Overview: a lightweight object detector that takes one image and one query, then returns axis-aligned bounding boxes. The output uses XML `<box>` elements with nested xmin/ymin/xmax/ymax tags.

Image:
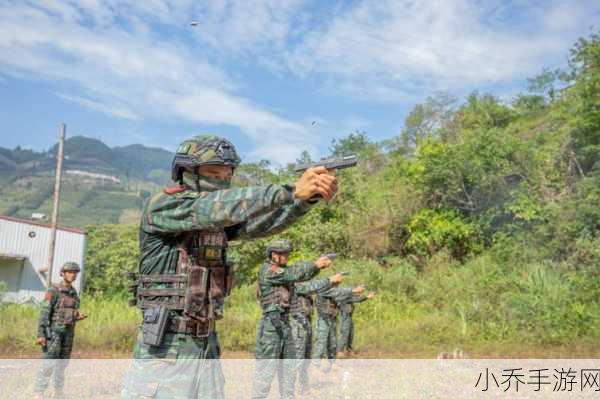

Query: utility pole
<box><xmin>45</xmin><ymin>123</ymin><xmax>66</xmax><ymax>287</ymax></box>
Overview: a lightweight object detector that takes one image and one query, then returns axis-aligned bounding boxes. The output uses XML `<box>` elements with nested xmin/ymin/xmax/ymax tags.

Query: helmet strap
<box><xmin>194</xmin><ymin>168</ymin><xmax>202</xmax><ymax>192</ymax></box>
<box><xmin>182</xmin><ymin>170</ymin><xmax>232</xmax><ymax>192</ymax></box>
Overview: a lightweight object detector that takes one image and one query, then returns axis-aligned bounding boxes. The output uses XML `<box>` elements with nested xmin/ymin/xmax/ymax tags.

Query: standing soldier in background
<box><xmin>122</xmin><ymin>135</ymin><xmax>338</xmax><ymax>399</ymax></box>
<box><xmin>337</xmin><ymin>290</ymin><xmax>375</xmax><ymax>358</ymax></box>
<box><xmin>291</xmin><ymin>270</ymin><xmax>344</xmax><ymax>394</ymax></box>
<box><xmin>34</xmin><ymin>262</ymin><xmax>86</xmax><ymax>399</ymax></box>
<box><xmin>313</xmin><ymin>285</ymin><xmax>365</xmax><ymax>365</ymax></box>
<box><xmin>252</xmin><ymin>240</ymin><xmax>336</xmax><ymax>399</ymax></box>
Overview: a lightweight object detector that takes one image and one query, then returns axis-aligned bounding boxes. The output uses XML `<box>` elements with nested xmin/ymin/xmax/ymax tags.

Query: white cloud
<box><xmin>284</xmin><ymin>0</ymin><xmax>600</xmax><ymax>101</ymax></box>
<box><xmin>0</xmin><ymin>0</ymin><xmax>313</xmax><ymax>164</ymax></box>
<box><xmin>55</xmin><ymin>93</ymin><xmax>139</xmax><ymax>120</ymax></box>
<box><xmin>188</xmin><ymin>0</ymin><xmax>307</xmax><ymax>56</ymax></box>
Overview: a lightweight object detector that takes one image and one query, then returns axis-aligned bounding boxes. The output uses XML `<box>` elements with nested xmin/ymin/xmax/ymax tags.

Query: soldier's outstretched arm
<box><xmin>351</xmin><ymin>295</ymin><xmax>368</xmax><ymax>303</ymax></box>
<box><xmin>229</xmin><ymin>199</ymin><xmax>315</xmax><ymax>240</ymax></box>
<box><xmin>144</xmin><ymin>184</ymin><xmax>298</xmax><ymax>234</ymax></box>
<box><xmin>326</xmin><ymin>286</ymin><xmax>353</xmax><ymax>303</ymax></box>
<box><xmin>230</xmin><ymin>165</ymin><xmax>338</xmax><ymax>238</ymax></box>
<box><xmin>295</xmin><ymin>277</ymin><xmax>332</xmax><ymax>295</ymax></box>
<box><xmin>264</xmin><ymin>261</ymin><xmax>320</xmax><ymax>284</ymax></box>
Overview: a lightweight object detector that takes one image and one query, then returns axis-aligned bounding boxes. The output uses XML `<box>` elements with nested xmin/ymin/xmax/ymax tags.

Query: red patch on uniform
<box><xmin>270</xmin><ymin>264</ymin><xmax>280</xmax><ymax>272</ymax></box>
<box><xmin>44</xmin><ymin>291</ymin><xmax>53</xmax><ymax>301</ymax></box>
<box><xmin>163</xmin><ymin>185</ymin><xmax>188</xmax><ymax>195</ymax></box>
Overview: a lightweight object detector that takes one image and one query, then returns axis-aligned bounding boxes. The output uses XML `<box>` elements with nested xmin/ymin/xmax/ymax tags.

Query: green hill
<box><xmin>0</xmin><ymin>136</ymin><xmax>173</xmax><ymax>227</ymax></box>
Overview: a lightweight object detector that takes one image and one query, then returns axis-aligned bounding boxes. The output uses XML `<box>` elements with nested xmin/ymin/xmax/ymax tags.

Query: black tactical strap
<box><xmin>136</xmin><ymin>288</ymin><xmax>186</xmax><ymax>297</ymax></box>
<box><xmin>138</xmin><ymin>300</ymin><xmax>185</xmax><ymax>310</ymax></box>
<box><xmin>138</xmin><ymin>274</ymin><xmax>187</xmax><ymax>284</ymax></box>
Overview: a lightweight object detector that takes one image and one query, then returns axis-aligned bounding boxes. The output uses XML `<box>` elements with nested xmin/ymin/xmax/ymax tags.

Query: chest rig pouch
<box><xmin>130</xmin><ymin>229</ymin><xmax>233</xmax><ymax>341</ymax></box>
<box><xmin>317</xmin><ymin>297</ymin><xmax>338</xmax><ymax>318</ymax></box>
<box><xmin>52</xmin><ymin>286</ymin><xmax>77</xmax><ymax>326</ymax></box>
<box><xmin>259</xmin><ymin>283</ymin><xmax>294</xmax><ymax>312</ymax></box>
<box><xmin>290</xmin><ymin>292</ymin><xmax>312</xmax><ymax>319</ymax></box>
<box><xmin>181</xmin><ymin>229</ymin><xmax>229</xmax><ymax>322</ymax></box>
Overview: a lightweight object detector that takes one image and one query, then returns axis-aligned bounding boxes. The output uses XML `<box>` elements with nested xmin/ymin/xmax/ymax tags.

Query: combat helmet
<box><xmin>265</xmin><ymin>239</ymin><xmax>293</xmax><ymax>258</ymax></box>
<box><xmin>60</xmin><ymin>262</ymin><xmax>81</xmax><ymax>273</ymax></box>
<box><xmin>171</xmin><ymin>135</ymin><xmax>241</xmax><ymax>182</ymax></box>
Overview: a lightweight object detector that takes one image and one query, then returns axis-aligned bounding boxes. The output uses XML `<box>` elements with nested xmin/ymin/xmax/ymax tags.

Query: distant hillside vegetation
<box><xmin>0</xmin><ymin>136</ymin><xmax>173</xmax><ymax>227</ymax></box>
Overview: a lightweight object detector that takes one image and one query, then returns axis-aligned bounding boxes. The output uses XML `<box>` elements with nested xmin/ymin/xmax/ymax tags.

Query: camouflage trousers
<box><xmin>34</xmin><ymin>325</ymin><xmax>75</xmax><ymax>393</ymax></box>
<box><xmin>312</xmin><ymin>314</ymin><xmax>337</xmax><ymax>360</ymax></box>
<box><xmin>251</xmin><ymin>312</ymin><xmax>297</xmax><ymax>399</ymax></box>
<box><xmin>338</xmin><ymin>311</ymin><xmax>354</xmax><ymax>352</ymax></box>
<box><xmin>121</xmin><ymin>329</ymin><xmax>224</xmax><ymax>399</ymax></box>
<box><xmin>290</xmin><ymin>315</ymin><xmax>312</xmax><ymax>390</ymax></box>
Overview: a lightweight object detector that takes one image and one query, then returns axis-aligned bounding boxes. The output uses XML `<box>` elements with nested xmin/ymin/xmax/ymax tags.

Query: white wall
<box><xmin>0</xmin><ymin>217</ymin><xmax>86</xmax><ymax>302</ymax></box>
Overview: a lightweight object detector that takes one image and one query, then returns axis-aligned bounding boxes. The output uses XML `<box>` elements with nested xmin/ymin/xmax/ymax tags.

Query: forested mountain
<box><xmin>0</xmin><ymin>137</ymin><xmax>173</xmax><ymax>226</ymax></box>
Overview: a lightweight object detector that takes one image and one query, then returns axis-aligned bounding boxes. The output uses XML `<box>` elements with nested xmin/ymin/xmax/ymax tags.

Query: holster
<box><xmin>142</xmin><ymin>305</ymin><xmax>169</xmax><ymax>347</ymax></box>
<box><xmin>268</xmin><ymin>312</ymin><xmax>285</xmax><ymax>338</ymax></box>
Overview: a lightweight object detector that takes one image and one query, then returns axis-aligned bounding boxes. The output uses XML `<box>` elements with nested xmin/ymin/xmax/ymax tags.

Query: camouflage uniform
<box><xmin>338</xmin><ymin>295</ymin><xmax>367</xmax><ymax>353</ymax></box>
<box><xmin>122</xmin><ymin>136</ymin><xmax>315</xmax><ymax>399</ymax></box>
<box><xmin>34</xmin><ymin>263</ymin><xmax>81</xmax><ymax>394</ymax></box>
<box><xmin>312</xmin><ymin>286</ymin><xmax>353</xmax><ymax>361</ymax></box>
<box><xmin>251</xmin><ymin>242</ymin><xmax>325</xmax><ymax>399</ymax></box>
<box><xmin>290</xmin><ymin>278</ymin><xmax>331</xmax><ymax>391</ymax></box>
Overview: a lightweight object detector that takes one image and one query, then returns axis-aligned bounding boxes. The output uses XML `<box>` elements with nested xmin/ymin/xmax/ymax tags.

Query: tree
<box><xmin>527</xmin><ymin>68</ymin><xmax>562</xmax><ymax>101</ymax></box>
<box><xmin>329</xmin><ymin>131</ymin><xmax>373</xmax><ymax>156</ymax></box>
<box><xmin>400</xmin><ymin>92</ymin><xmax>457</xmax><ymax>149</ymax></box>
<box><xmin>564</xmin><ymin>31</ymin><xmax>600</xmax><ymax>174</ymax></box>
<box><xmin>296</xmin><ymin>150</ymin><xmax>312</xmax><ymax>164</ymax></box>
<box><xmin>455</xmin><ymin>92</ymin><xmax>515</xmax><ymax>132</ymax></box>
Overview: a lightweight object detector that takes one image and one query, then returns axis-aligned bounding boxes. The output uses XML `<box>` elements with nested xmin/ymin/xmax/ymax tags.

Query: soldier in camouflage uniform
<box><xmin>34</xmin><ymin>262</ymin><xmax>86</xmax><ymax>398</ymax></box>
<box><xmin>291</xmin><ymin>273</ymin><xmax>344</xmax><ymax>394</ymax></box>
<box><xmin>121</xmin><ymin>135</ymin><xmax>338</xmax><ymax>399</ymax></box>
<box><xmin>251</xmin><ymin>240</ymin><xmax>338</xmax><ymax>399</ymax></box>
<box><xmin>337</xmin><ymin>290</ymin><xmax>375</xmax><ymax>357</ymax></box>
<box><xmin>312</xmin><ymin>285</ymin><xmax>365</xmax><ymax>363</ymax></box>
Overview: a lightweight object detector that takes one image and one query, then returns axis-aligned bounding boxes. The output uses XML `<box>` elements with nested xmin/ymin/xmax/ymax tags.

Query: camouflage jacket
<box><xmin>37</xmin><ymin>283</ymin><xmax>80</xmax><ymax>338</ymax></box>
<box><xmin>290</xmin><ymin>277</ymin><xmax>331</xmax><ymax>318</ymax></box>
<box><xmin>315</xmin><ymin>286</ymin><xmax>353</xmax><ymax>318</ymax></box>
<box><xmin>139</xmin><ymin>184</ymin><xmax>312</xmax><ymax>275</ymax></box>
<box><xmin>257</xmin><ymin>261</ymin><xmax>320</xmax><ymax>315</ymax></box>
<box><xmin>339</xmin><ymin>294</ymin><xmax>367</xmax><ymax>315</ymax></box>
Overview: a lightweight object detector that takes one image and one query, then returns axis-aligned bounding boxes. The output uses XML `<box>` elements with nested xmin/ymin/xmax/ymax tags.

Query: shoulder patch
<box><xmin>44</xmin><ymin>290</ymin><xmax>54</xmax><ymax>301</ymax></box>
<box><xmin>163</xmin><ymin>185</ymin><xmax>188</xmax><ymax>195</ymax></box>
<box><xmin>270</xmin><ymin>264</ymin><xmax>284</xmax><ymax>273</ymax></box>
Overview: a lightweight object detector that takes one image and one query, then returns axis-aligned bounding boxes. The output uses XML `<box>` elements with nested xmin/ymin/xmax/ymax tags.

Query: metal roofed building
<box><xmin>0</xmin><ymin>215</ymin><xmax>86</xmax><ymax>302</ymax></box>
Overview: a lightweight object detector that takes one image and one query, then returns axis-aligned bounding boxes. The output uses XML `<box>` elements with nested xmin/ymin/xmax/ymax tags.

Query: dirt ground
<box><xmin>3</xmin><ymin>345</ymin><xmax>599</xmax><ymax>359</ymax></box>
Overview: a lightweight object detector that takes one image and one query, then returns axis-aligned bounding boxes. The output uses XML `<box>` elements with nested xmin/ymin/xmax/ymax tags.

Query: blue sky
<box><xmin>0</xmin><ymin>1</ymin><xmax>598</xmax><ymax>166</ymax></box>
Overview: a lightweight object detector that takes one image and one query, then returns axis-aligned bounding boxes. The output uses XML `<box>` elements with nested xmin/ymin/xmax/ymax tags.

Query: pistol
<box><xmin>321</xmin><ymin>253</ymin><xmax>337</xmax><ymax>260</ymax></box>
<box><xmin>294</xmin><ymin>155</ymin><xmax>358</xmax><ymax>173</ymax></box>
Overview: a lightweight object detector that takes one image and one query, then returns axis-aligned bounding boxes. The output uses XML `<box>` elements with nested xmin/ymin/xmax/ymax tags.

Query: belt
<box><xmin>168</xmin><ymin>318</ymin><xmax>213</xmax><ymax>338</ymax></box>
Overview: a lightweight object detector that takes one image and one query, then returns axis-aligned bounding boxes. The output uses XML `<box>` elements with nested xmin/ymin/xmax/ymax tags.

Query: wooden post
<box><xmin>46</xmin><ymin>123</ymin><xmax>66</xmax><ymax>287</ymax></box>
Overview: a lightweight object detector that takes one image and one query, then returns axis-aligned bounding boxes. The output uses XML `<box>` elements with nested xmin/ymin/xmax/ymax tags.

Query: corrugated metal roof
<box><xmin>0</xmin><ymin>215</ymin><xmax>85</xmax><ymax>235</ymax></box>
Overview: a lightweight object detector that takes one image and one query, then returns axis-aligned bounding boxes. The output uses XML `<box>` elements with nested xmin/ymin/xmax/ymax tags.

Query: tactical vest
<box><xmin>340</xmin><ymin>302</ymin><xmax>354</xmax><ymax>315</ymax></box>
<box><xmin>130</xmin><ymin>229</ymin><xmax>233</xmax><ymax>337</ymax></box>
<box><xmin>258</xmin><ymin>266</ymin><xmax>294</xmax><ymax>313</ymax></box>
<box><xmin>316</xmin><ymin>296</ymin><xmax>338</xmax><ymax>318</ymax></box>
<box><xmin>51</xmin><ymin>285</ymin><xmax>78</xmax><ymax>326</ymax></box>
<box><xmin>290</xmin><ymin>294</ymin><xmax>313</xmax><ymax>318</ymax></box>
